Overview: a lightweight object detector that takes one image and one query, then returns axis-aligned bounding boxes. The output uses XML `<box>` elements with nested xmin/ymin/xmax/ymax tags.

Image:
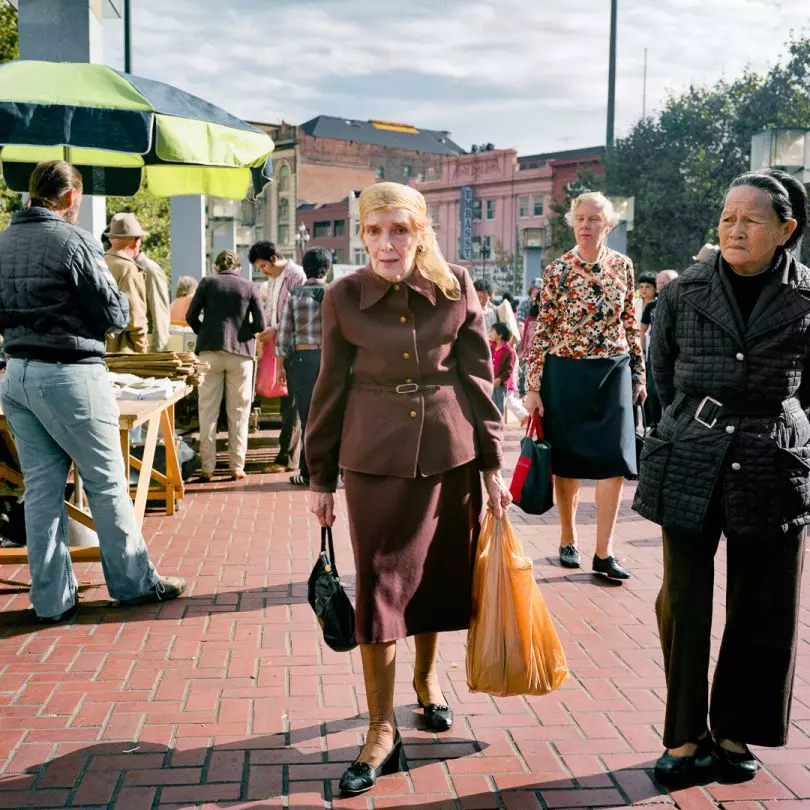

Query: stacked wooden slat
<box><xmin>104</xmin><ymin>352</ymin><xmax>208</xmax><ymax>386</ymax></box>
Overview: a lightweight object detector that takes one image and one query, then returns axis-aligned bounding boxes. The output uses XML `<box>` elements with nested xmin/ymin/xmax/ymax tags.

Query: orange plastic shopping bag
<box><xmin>466</xmin><ymin>511</ymin><xmax>568</xmax><ymax>697</ymax></box>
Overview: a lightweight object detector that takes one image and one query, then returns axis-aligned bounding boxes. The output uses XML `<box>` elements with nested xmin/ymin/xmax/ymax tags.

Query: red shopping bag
<box><xmin>256</xmin><ymin>335</ymin><xmax>288</xmax><ymax>398</ymax></box>
<box><xmin>509</xmin><ymin>412</ymin><xmax>554</xmax><ymax>515</ymax></box>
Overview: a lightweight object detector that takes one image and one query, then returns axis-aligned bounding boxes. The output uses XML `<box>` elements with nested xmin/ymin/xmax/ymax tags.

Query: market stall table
<box><xmin>0</xmin><ymin>384</ymin><xmax>192</xmax><ymax>566</ymax></box>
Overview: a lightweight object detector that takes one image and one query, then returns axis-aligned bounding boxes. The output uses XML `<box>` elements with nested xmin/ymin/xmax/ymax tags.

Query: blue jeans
<box><xmin>492</xmin><ymin>385</ymin><xmax>506</xmax><ymax>415</ymax></box>
<box><xmin>0</xmin><ymin>359</ymin><xmax>159</xmax><ymax>618</ymax></box>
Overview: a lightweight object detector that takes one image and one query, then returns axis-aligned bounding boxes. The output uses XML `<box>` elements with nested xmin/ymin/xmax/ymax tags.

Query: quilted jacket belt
<box><xmin>677</xmin><ymin>393</ymin><xmax>803</xmax><ymax>425</ymax></box>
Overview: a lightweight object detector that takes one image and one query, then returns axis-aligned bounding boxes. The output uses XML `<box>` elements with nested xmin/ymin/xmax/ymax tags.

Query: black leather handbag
<box><xmin>626</xmin><ymin>405</ymin><xmax>646</xmax><ymax>481</ymax></box>
<box><xmin>307</xmin><ymin>527</ymin><xmax>358</xmax><ymax>652</ymax></box>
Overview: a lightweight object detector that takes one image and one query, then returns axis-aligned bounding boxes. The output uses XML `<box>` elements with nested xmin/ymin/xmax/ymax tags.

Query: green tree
<box><xmin>107</xmin><ymin>189</ymin><xmax>172</xmax><ymax>280</ymax></box>
<box><xmin>607</xmin><ymin>34</ymin><xmax>810</xmax><ymax>273</ymax></box>
<box><xmin>0</xmin><ymin>5</ymin><xmax>21</xmax><ymax>231</ymax></box>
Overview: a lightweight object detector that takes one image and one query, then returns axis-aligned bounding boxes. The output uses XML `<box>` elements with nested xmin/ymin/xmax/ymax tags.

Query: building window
<box><xmin>519</xmin><ymin>195</ymin><xmax>530</xmax><ymax>218</ymax></box>
<box><xmin>403</xmin><ymin>165</ymin><xmax>412</xmax><ymax>178</ymax></box>
<box><xmin>376</xmin><ymin>166</ymin><xmax>385</xmax><ymax>180</ymax></box>
<box><xmin>277</xmin><ymin>197</ymin><xmax>289</xmax><ymax>225</ymax></box>
<box><xmin>354</xmin><ymin>219</ymin><xmax>361</xmax><ymax>236</ymax></box>
<box><xmin>472</xmin><ymin>200</ymin><xmax>482</xmax><ymax>220</ymax></box>
<box><xmin>482</xmin><ymin>235</ymin><xmax>492</xmax><ymax>258</ymax></box>
<box><xmin>472</xmin><ymin>236</ymin><xmax>481</xmax><ymax>259</ymax></box>
<box><xmin>353</xmin><ymin>249</ymin><xmax>368</xmax><ymax>265</ymax></box>
<box><xmin>486</xmin><ymin>200</ymin><xmax>495</xmax><ymax>220</ymax></box>
<box><xmin>429</xmin><ymin>204</ymin><xmax>440</xmax><ymax>231</ymax></box>
<box><xmin>277</xmin><ymin>164</ymin><xmax>290</xmax><ymax>193</ymax></box>
<box><xmin>313</xmin><ymin>221</ymin><xmax>331</xmax><ymax>239</ymax></box>
<box><xmin>533</xmin><ymin>195</ymin><xmax>544</xmax><ymax>217</ymax></box>
<box><xmin>334</xmin><ymin>219</ymin><xmax>346</xmax><ymax>237</ymax></box>
<box><xmin>278</xmin><ymin>225</ymin><xmax>289</xmax><ymax>245</ymax></box>
<box><xmin>333</xmin><ymin>248</ymin><xmax>346</xmax><ymax>264</ymax></box>
<box><xmin>417</xmin><ymin>172</ymin><xmax>425</xmax><ymax>183</ymax></box>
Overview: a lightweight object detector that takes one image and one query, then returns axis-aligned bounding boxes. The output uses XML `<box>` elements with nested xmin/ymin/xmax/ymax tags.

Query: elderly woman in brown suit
<box><xmin>306</xmin><ymin>182</ymin><xmax>511</xmax><ymax>796</ymax></box>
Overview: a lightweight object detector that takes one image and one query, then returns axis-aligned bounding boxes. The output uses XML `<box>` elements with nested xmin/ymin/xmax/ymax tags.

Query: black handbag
<box><xmin>307</xmin><ymin>526</ymin><xmax>358</xmax><ymax>652</ymax></box>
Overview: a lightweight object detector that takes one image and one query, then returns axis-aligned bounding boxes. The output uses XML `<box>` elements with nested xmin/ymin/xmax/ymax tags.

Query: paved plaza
<box><xmin>0</xmin><ymin>427</ymin><xmax>809</xmax><ymax>809</ymax></box>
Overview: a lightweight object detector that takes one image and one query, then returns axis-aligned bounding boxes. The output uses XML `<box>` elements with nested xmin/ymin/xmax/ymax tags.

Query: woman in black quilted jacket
<box><xmin>634</xmin><ymin>169</ymin><xmax>810</xmax><ymax>786</ymax></box>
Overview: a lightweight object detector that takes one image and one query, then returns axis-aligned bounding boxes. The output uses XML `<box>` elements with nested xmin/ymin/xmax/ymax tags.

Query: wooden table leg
<box><xmin>132</xmin><ymin>415</ymin><xmax>159</xmax><ymax>529</ymax></box>
<box><xmin>161</xmin><ymin>405</ymin><xmax>184</xmax><ymax>506</ymax></box>
<box><xmin>120</xmin><ymin>427</ymin><xmax>130</xmax><ymax>481</ymax></box>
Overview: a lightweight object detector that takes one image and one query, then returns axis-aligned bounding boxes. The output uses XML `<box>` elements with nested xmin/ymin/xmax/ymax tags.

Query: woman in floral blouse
<box><xmin>525</xmin><ymin>192</ymin><xmax>646</xmax><ymax>581</ymax></box>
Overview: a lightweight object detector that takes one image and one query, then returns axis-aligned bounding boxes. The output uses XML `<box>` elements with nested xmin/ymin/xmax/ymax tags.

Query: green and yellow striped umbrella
<box><xmin>0</xmin><ymin>60</ymin><xmax>274</xmax><ymax>199</ymax></box>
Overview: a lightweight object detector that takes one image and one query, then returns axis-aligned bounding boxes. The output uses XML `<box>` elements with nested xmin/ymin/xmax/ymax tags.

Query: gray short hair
<box><xmin>175</xmin><ymin>275</ymin><xmax>198</xmax><ymax>298</ymax></box>
<box><xmin>564</xmin><ymin>192</ymin><xmax>619</xmax><ymax>229</ymax></box>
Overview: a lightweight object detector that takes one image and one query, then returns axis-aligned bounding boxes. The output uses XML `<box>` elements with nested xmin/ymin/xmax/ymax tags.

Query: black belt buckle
<box><xmin>695</xmin><ymin>396</ymin><xmax>722</xmax><ymax>428</ymax></box>
<box><xmin>395</xmin><ymin>383</ymin><xmax>419</xmax><ymax>394</ymax></box>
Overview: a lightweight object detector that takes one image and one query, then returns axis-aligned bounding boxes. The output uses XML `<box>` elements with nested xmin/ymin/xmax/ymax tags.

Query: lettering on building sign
<box><xmin>451</xmin><ymin>157</ymin><xmax>503</xmax><ymax>182</ymax></box>
<box><xmin>459</xmin><ymin>186</ymin><xmax>473</xmax><ymax>260</ymax></box>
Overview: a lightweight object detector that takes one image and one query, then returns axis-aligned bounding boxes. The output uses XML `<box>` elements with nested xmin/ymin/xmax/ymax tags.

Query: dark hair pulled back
<box><xmin>729</xmin><ymin>168</ymin><xmax>807</xmax><ymax>251</ymax></box>
<box><xmin>28</xmin><ymin>160</ymin><xmax>83</xmax><ymax>210</ymax></box>
<box><xmin>492</xmin><ymin>321</ymin><xmax>512</xmax><ymax>342</ymax></box>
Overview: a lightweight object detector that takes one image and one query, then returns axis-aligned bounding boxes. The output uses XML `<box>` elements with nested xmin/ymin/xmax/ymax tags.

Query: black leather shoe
<box><xmin>413</xmin><ymin>680</ymin><xmax>453</xmax><ymax>731</ymax></box>
<box><xmin>37</xmin><ymin>600</ymin><xmax>79</xmax><ymax>624</ymax></box>
<box><xmin>593</xmin><ymin>555</ymin><xmax>631</xmax><ymax>580</ymax></box>
<box><xmin>339</xmin><ymin>732</ymin><xmax>405</xmax><ymax>795</ymax></box>
<box><xmin>654</xmin><ymin>737</ymin><xmax>716</xmax><ymax>786</ymax></box>
<box><xmin>714</xmin><ymin>742</ymin><xmax>758</xmax><ymax>782</ymax></box>
<box><xmin>559</xmin><ymin>544</ymin><xmax>581</xmax><ymax>569</ymax></box>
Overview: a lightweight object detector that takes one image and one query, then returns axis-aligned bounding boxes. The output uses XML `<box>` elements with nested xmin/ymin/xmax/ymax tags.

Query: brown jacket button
<box><xmin>400</xmin><ymin>316</ymin><xmax>408</xmax><ymax>324</ymax></box>
<box><xmin>410</xmin><ymin>410</ymin><xmax>417</xmax><ymax>418</ymax></box>
<box><xmin>402</xmin><ymin>352</ymin><xmax>410</xmax><ymax>360</ymax></box>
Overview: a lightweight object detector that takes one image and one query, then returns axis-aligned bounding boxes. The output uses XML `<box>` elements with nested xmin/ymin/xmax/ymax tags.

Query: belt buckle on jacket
<box><xmin>695</xmin><ymin>396</ymin><xmax>722</xmax><ymax>429</ymax></box>
<box><xmin>395</xmin><ymin>383</ymin><xmax>419</xmax><ymax>394</ymax></box>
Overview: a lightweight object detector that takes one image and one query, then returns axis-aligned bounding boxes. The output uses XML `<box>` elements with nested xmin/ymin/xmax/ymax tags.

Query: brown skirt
<box><xmin>344</xmin><ymin>461</ymin><xmax>482</xmax><ymax>644</ymax></box>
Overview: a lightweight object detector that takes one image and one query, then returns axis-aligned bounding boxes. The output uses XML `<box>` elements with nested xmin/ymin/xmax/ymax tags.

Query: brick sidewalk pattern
<box><xmin>0</xmin><ymin>426</ymin><xmax>809</xmax><ymax>809</ymax></box>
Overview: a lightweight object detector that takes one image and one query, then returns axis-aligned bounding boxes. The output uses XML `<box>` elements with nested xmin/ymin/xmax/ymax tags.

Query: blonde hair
<box><xmin>214</xmin><ymin>250</ymin><xmax>241</xmax><ymax>272</ymax></box>
<box><xmin>565</xmin><ymin>192</ymin><xmax>619</xmax><ymax>229</ymax></box>
<box><xmin>359</xmin><ymin>182</ymin><xmax>460</xmax><ymax>301</ymax></box>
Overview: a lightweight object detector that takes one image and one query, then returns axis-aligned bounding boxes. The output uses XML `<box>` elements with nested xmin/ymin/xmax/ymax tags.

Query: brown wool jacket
<box><xmin>306</xmin><ymin>263</ymin><xmax>504</xmax><ymax>493</ymax></box>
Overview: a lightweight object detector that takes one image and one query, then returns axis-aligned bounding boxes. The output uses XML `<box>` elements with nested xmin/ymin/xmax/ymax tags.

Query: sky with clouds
<box><xmin>104</xmin><ymin>0</ymin><xmax>807</xmax><ymax>155</ymax></box>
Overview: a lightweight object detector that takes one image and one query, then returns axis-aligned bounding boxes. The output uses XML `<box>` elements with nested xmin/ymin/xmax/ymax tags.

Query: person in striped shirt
<box><xmin>276</xmin><ymin>247</ymin><xmax>332</xmax><ymax>486</ymax></box>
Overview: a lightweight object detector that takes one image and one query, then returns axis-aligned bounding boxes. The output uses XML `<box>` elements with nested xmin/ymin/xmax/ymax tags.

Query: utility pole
<box><xmin>606</xmin><ymin>0</ymin><xmax>618</xmax><ymax>147</ymax></box>
<box><xmin>123</xmin><ymin>0</ymin><xmax>132</xmax><ymax>73</ymax></box>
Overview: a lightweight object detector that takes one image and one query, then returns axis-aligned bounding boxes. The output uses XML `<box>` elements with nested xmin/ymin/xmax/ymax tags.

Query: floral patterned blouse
<box><xmin>526</xmin><ymin>246</ymin><xmax>645</xmax><ymax>392</ymax></box>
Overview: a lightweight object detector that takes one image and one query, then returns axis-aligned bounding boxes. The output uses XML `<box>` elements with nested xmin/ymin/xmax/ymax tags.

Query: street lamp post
<box><xmin>295</xmin><ymin>222</ymin><xmax>310</xmax><ymax>260</ymax></box>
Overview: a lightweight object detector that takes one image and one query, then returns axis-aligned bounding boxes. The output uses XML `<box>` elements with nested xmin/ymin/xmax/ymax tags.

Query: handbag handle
<box><xmin>321</xmin><ymin>526</ymin><xmax>340</xmax><ymax>577</ymax></box>
<box><xmin>527</xmin><ymin>410</ymin><xmax>544</xmax><ymax>440</ymax></box>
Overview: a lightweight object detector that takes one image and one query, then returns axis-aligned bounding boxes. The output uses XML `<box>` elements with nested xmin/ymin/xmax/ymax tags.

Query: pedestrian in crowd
<box><xmin>275</xmin><ymin>247</ymin><xmax>331</xmax><ymax>488</ymax></box>
<box><xmin>490</xmin><ymin>321</ymin><xmax>517</xmax><ymax>417</ymax></box>
<box><xmin>104</xmin><ymin>213</ymin><xmax>150</xmax><ymax>354</ymax></box>
<box><xmin>525</xmin><ymin>191</ymin><xmax>646</xmax><ymax>581</ymax></box>
<box><xmin>135</xmin><ymin>249</ymin><xmax>170</xmax><ymax>352</ymax></box>
<box><xmin>496</xmin><ymin>291</ymin><xmax>521</xmax><ymax>344</ymax></box>
<box><xmin>473</xmin><ymin>278</ymin><xmax>499</xmax><ymax>331</ymax></box>
<box><xmin>249</xmin><ymin>240</ymin><xmax>306</xmax><ymax>474</ymax></box>
<box><xmin>0</xmin><ymin>160</ymin><xmax>185</xmax><ymax>621</ymax></box>
<box><xmin>516</xmin><ymin>283</ymin><xmax>540</xmax><ymax>324</ymax></box>
<box><xmin>307</xmin><ymin>182</ymin><xmax>510</xmax><ymax>796</ymax></box>
<box><xmin>640</xmin><ymin>269</ymin><xmax>679</xmax><ymax>428</ymax></box>
<box><xmin>635</xmin><ymin>271</ymin><xmax>657</xmax><ymax>323</ymax></box>
<box><xmin>169</xmin><ymin>276</ymin><xmax>199</xmax><ymax>326</ymax></box>
<box><xmin>186</xmin><ymin>249</ymin><xmax>265</xmax><ymax>482</ymax></box>
<box><xmin>518</xmin><ymin>290</ymin><xmax>541</xmax><ymax>396</ymax></box>
<box><xmin>635</xmin><ymin>169</ymin><xmax>810</xmax><ymax>785</ymax></box>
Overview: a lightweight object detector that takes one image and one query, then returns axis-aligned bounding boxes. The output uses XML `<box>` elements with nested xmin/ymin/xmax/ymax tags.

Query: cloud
<box><xmin>103</xmin><ymin>0</ymin><xmax>809</xmax><ymax>154</ymax></box>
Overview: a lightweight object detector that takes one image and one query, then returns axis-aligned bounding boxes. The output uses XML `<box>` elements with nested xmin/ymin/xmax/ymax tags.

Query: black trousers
<box><xmin>657</xmin><ymin>508</ymin><xmax>805</xmax><ymax>748</ymax></box>
<box><xmin>275</xmin><ymin>355</ymin><xmax>301</xmax><ymax>467</ymax></box>
<box><xmin>289</xmin><ymin>349</ymin><xmax>321</xmax><ymax>481</ymax></box>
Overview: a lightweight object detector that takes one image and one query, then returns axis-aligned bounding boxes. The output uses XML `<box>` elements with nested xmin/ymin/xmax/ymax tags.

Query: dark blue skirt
<box><xmin>541</xmin><ymin>354</ymin><xmax>636</xmax><ymax>479</ymax></box>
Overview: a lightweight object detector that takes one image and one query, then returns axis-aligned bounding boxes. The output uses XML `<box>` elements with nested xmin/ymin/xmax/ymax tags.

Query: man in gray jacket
<box><xmin>0</xmin><ymin>160</ymin><xmax>185</xmax><ymax>622</ymax></box>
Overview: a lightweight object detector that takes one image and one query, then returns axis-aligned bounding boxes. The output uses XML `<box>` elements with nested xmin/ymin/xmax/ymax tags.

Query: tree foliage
<box><xmin>107</xmin><ymin>190</ymin><xmax>172</xmax><ymax>279</ymax></box>
<box><xmin>0</xmin><ymin>5</ymin><xmax>20</xmax><ymax>231</ymax></box>
<box><xmin>607</xmin><ymin>35</ymin><xmax>810</xmax><ymax>273</ymax></box>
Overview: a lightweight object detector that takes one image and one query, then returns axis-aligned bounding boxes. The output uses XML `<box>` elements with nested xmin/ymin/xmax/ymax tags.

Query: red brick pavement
<box><xmin>0</xmin><ymin>426</ymin><xmax>809</xmax><ymax>809</ymax></box>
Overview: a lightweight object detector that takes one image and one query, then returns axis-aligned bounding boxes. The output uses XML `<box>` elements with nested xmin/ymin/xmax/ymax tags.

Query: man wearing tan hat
<box><xmin>104</xmin><ymin>213</ymin><xmax>149</xmax><ymax>353</ymax></box>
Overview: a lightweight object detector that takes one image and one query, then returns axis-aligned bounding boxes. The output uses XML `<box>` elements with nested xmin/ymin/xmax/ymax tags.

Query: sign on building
<box><xmin>459</xmin><ymin>185</ymin><xmax>473</xmax><ymax>260</ymax></box>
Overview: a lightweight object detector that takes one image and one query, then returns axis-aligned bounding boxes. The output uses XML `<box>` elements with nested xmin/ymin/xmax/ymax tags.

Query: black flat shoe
<box><xmin>593</xmin><ymin>555</ymin><xmax>631</xmax><ymax>580</ymax></box>
<box><xmin>559</xmin><ymin>544</ymin><xmax>581</xmax><ymax>569</ymax></box>
<box><xmin>37</xmin><ymin>600</ymin><xmax>79</xmax><ymax>624</ymax></box>
<box><xmin>413</xmin><ymin>680</ymin><xmax>453</xmax><ymax>731</ymax></box>
<box><xmin>339</xmin><ymin>732</ymin><xmax>405</xmax><ymax>795</ymax></box>
<box><xmin>654</xmin><ymin>738</ymin><xmax>716</xmax><ymax>786</ymax></box>
<box><xmin>714</xmin><ymin>742</ymin><xmax>758</xmax><ymax>782</ymax></box>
